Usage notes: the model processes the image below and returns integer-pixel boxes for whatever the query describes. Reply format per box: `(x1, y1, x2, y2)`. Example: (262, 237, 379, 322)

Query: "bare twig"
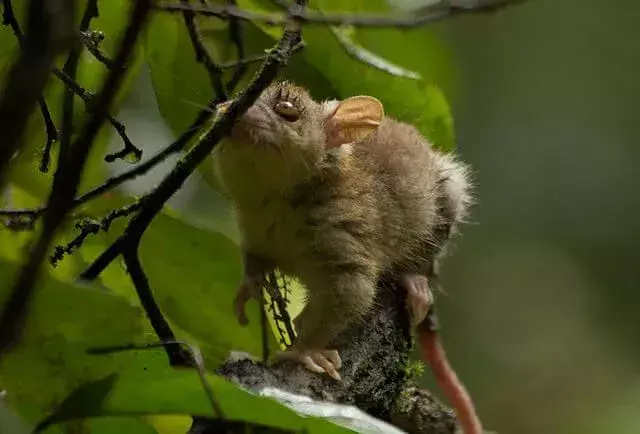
(225, 0, 247, 93)
(266, 271, 296, 348)
(0, 0, 153, 359)
(50, 201, 143, 266)
(52, 69, 143, 164)
(122, 245, 196, 367)
(79, 0, 308, 369)
(156, 0, 521, 28)
(79, 29, 116, 69)
(0, 101, 222, 220)
(180, 0, 227, 100)
(218, 41, 305, 70)
(0, 0, 60, 176)
(0, 0, 70, 185)
(50, 219, 100, 267)
(37, 99, 59, 173)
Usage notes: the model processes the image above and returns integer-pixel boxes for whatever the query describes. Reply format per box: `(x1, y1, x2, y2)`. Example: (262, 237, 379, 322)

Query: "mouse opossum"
(213, 81, 481, 433)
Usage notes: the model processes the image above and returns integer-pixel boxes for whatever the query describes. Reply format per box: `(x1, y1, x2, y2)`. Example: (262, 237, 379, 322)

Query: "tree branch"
(0, 0, 153, 359)
(0, 0, 70, 186)
(156, 0, 522, 28)
(52, 68, 143, 164)
(79, 0, 307, 369)
(225, 0, 247, 93)
(214, 282, 459, 434)
(50, 201, 142, 267)
(121, 242, 196, 367)
(79, 29, 116, 69)
(180, 0, 227, 100)
(0, 100, 221, 221)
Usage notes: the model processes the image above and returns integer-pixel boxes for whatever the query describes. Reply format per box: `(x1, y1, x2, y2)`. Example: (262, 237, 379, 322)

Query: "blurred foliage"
(0, 0, 457, 432)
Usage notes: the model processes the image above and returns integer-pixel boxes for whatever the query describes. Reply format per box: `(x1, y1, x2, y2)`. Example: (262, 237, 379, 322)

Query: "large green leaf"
(0, 258, 351, 434)
(0, 258, 153, 432)
(235, 0, 456, 152)
(38, 367, 351, 434)
(79, 212, 276, 366)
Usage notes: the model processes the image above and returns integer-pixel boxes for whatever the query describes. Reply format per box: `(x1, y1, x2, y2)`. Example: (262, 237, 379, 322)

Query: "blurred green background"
(1, 0, 639, 433)
(425, 0, 640, 432)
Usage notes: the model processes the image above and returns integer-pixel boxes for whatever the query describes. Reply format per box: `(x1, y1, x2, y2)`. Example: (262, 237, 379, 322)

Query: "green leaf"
(81, 212, 276, 366)
(0, 257, 151, 431)
(5, 0, 146, 203)
(39, 366, 351, 434)
(236, 0, 457, 152)
(143, 12, 215, 137)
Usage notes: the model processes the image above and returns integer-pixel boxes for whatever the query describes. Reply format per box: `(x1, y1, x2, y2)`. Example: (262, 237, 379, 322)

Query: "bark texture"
(191, 284, 459, 433)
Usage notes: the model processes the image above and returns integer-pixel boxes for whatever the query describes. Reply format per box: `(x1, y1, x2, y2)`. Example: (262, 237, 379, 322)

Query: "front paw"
(274, 348, 342, 381)
(233, 274, 265, 326)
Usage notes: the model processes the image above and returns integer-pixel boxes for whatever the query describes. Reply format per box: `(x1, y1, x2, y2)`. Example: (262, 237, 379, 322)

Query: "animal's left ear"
(325, 96, 384, 149)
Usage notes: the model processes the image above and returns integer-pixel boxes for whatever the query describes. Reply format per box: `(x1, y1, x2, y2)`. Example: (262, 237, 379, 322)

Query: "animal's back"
(350, 117, 445, 275)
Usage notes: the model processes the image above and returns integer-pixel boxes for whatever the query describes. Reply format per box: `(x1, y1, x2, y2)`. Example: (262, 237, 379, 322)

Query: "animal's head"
(214, 81, 384, 196)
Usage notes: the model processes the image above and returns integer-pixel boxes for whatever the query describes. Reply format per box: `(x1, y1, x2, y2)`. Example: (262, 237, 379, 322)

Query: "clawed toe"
(275, 349, 342, 381)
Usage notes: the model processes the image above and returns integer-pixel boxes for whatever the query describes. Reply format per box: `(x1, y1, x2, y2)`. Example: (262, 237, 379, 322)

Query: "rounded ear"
(325, 95, 384, 149)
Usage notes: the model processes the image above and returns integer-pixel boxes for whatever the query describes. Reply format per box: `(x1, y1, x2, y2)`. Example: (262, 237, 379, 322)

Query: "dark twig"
(80, 0, 308, 369)
(0, 0, 153, 359)
(1, 0, 60, 176)
(50, 201, 143, 266)
(0, 0, 69, 186)
(122, 244, 196, 367)
(157, 0, 521, 28)
(79, 30, 117, 69)
(50, 219, 100, 267)
(0, 101, 222, 221)
(259, 293, 270, 363)
(37, 99, 59, 173)
(218, 41, 305, 70)
(225, 0, 247, 93)
(52, 69, 143, 164)
(180, 0, 227, 100)
(266, 271, 295, 348)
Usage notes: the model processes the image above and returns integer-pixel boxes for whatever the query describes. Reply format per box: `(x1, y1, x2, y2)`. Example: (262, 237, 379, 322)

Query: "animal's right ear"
(324, 96, 384, 149)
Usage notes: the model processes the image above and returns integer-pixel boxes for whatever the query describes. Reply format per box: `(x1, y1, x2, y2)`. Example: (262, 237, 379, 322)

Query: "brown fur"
(213, 81, 471, 351)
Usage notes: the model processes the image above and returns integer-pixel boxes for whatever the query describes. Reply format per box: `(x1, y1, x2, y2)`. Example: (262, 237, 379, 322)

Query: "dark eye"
(273, 100, 300, 122)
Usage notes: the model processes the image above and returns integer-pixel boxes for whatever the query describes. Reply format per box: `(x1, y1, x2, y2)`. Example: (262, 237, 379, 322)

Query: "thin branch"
(79, 30, 117, 69)
(50, 219, 100, 267)
(0, 102, 221, 221)
(1, 0, 60, 176)
(80, 0, 308, 370)
(50, 201, 143, 267)
(52, 69, 143, 164)
(0, 0, 153, 359)
(218, 40, 305, 70)
(122, 244, 196, 367)
(180, 0, 227, 100)
(266, 271, 295, 348)
(156, 0, 522, 28)
(37, 98, 59, 173)
(225, 0, 247, 93)
(0, 0, 67, 185)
